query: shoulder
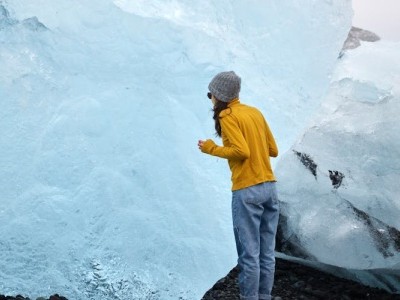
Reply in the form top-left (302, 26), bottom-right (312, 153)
top-left (243, 104), bottom-right (265, 119)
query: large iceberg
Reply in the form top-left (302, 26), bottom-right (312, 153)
top-left (0, 0), bottom-right (351, 298)
top-left (276, 41), bottom-right (400, 292)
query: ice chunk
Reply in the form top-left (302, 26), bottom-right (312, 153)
top-left (0, 0), bottom-right (352, 298)
top-left (276, 41), bottom-right (400, 292)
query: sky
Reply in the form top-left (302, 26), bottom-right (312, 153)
top-left (353, 0), bottom-right (400, 41)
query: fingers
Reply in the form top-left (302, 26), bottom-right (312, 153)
top-left (198, 140), bottom-right (205, 149)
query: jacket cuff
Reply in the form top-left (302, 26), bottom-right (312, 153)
top-left (201, 139), bottom-right (216, 154)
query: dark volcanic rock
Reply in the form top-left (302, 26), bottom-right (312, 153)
top-left (328, 170), bottom-right (344, 189)
top-left (0, 295), bottom-right (68, 300)
top-left (342, 26), bottom-right (380, 50)
top-left (293, 151), bottom-right (317, 179)
top-left (202, 258), bottom-right (400, 300)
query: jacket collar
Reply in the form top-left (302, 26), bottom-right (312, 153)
top-left (219, 98), bottom-right (240, 118)
top-left (228, 98), bottom-right (240, 107)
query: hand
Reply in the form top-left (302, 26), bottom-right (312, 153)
top-left (198, 140), bottom-right (205, 150)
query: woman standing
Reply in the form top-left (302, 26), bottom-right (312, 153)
top-left (198, 71), bottom-right (279, 300)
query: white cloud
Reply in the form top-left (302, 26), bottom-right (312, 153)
top-left (353, 0), bottom-right (400, 41)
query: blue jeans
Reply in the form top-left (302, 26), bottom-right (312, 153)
top-left (232, 181), bottom-right (280, 300)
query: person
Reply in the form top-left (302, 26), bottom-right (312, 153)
top-left (198, 71), bottom-right (279, 300)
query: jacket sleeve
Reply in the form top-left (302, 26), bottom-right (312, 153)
top-left (264, 119), bottom-right (278, 157)
top-left (201, 115), bottom-right (250, 160)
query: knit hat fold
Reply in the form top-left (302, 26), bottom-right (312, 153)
top-left (208, 71), bottom-right (241, 102)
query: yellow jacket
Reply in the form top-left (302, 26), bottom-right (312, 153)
top-left (201, 99), bottom-right (278, 191)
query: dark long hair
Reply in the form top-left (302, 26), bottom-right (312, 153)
top-left (213, 100), bottom-right (229, 137)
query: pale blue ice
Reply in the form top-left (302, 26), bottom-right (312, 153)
top-left (0, 0), bottom-right (362, 299)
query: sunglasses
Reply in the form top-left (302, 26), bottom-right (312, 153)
top-left (207, 92), bottom-right (212, 99)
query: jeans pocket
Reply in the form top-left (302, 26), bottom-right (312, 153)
top-left (242, 185), bottom-right (263, 205)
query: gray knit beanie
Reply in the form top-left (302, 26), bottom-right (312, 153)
top-left (208, 71), bottom-right (241, 102)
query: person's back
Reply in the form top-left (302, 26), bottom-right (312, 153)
top-left (218, 100), bottom-right (278, 190)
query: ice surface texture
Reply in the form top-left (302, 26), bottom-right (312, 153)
top-left (276, 41), bottom-right (400, 292)
top-left (0, 0), bottom-right (351, 299)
